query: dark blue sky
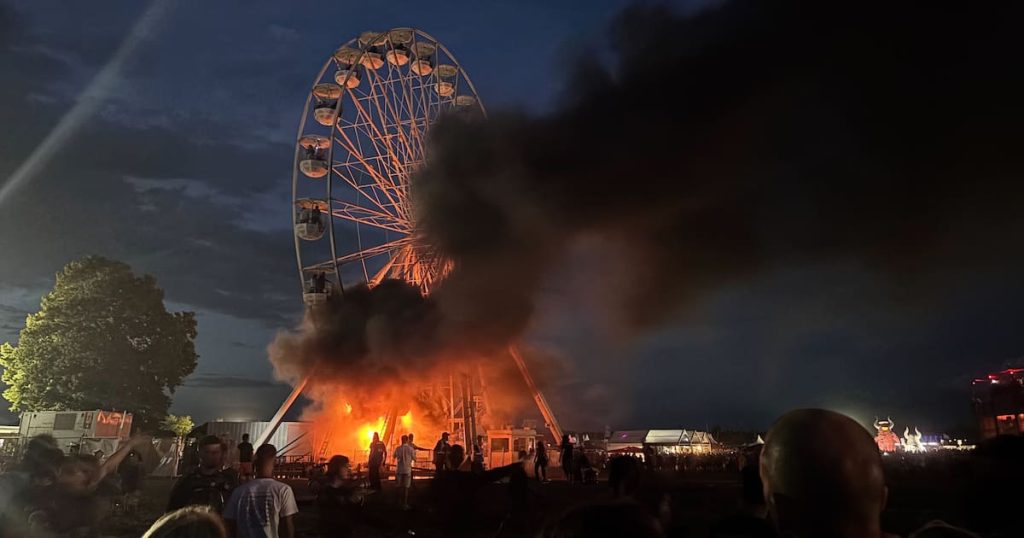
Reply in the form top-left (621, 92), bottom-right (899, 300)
top-left (1, 0), bottom-right (1021, 433)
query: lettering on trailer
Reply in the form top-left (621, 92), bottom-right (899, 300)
top-left (97, 412), bottom-right (123, 425)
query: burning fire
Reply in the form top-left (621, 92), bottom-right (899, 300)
top-left (296, 359), bottom-right (524, 461)
top-left (302, 377), bottom-right (451, 461)
top-left (358, 417), bottom-right (386, 445)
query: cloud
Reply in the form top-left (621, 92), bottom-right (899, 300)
top-left (0, 118), bottom-right (301, 325)
top-left (268, 24), bottom-right (299, 42)
top-left (0, 0), bottom-right (176, 206)
top-left (124, 176), bottom-right (219, 199)
top-left (184, 373), bottom-right (283, 389)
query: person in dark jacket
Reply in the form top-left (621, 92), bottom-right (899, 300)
top-left (316, 455), bottom-right (365, 538)
top-left (534, 440), bottom-right (549, 482)
top-left (559, 434), bottom-right (575, 485)
top-left (167, 435), bottom-right (238, 513)
top-left (367, 432), bottom-right (387, 491)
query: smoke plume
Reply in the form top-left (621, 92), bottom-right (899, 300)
top-left (414, 0), bottom-right (1024, 342)
top-left (273, 1), bottom-right (1024, 392)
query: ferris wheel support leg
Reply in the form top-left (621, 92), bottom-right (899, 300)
top-left (508, 345), bottom-right (563, 443)
top-left (255, 376), bottom-right (309, 447)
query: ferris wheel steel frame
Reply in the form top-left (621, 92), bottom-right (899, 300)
top-left (291, 29), bottom-right (482, 297)
top-left (260, 28), bottom-right (562, 450)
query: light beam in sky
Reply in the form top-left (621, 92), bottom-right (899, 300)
top-left (0, 0), bottom-right (175, 206)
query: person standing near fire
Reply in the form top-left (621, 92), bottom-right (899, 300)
top-left (534, 440), bottom-right (549, 482)
top-left (471, 435), bottom-right (486, 473)
top-left (432, 432), bottom-right (450, 472)
top-left (237, 434), bottom-right (254, 481)
top-left (367, 432), bottom-right (387, 491)
top-left (407, 433), bottom-right (431, 453)
top-left (559, 434), bottom-right (575, 485)
top-left (393, 435), bottom-right (416, 509)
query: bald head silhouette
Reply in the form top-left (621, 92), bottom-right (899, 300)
top-left (760, 409), bottom-right (887, 538)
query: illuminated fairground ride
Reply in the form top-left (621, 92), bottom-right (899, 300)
top-left (258, 29), bottom-right (561, 456)
top-left (873, 417), bottom-right (901, 453)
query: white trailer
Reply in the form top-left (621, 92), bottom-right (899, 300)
top-left (19, 410), bottom-right (133, 455)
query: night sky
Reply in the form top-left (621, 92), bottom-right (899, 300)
top-left (1, 0), bottom-right (1021, 434)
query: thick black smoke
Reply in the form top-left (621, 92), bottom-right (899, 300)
top-left (413, 0), bottom-right (1024, 345)
top-left (275, 1), bottom-right (1024, 382)
top-left (271, 279), bottom-right (443, 383)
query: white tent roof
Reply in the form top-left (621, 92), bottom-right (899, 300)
top-left (646, 429), bottom-right (683, 444)
top-left (608, 430), bottom-right (648, 445)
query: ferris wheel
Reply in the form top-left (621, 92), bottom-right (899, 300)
top-left (268, 28), bottom-right (563, 450)
top-left (292, 28), bottom-right (485, 304)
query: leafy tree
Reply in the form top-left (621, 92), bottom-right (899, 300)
top-left (161, 414), bottom-right (194, 439)
top-left (0, 256), bottom-right (197, 430)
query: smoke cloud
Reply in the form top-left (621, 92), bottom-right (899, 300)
top-left (414, 0), bottom-right (1024, 342)
top-left (272, 1), bottom-right (1024, 395)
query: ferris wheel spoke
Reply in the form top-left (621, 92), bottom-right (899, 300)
top-left (305, 236), bottom-right (414, 272)
top-left (331, 200), bottom-right (410, 234)
top-left (338, 117), bottom-right (402, 193)
top-left (368, 249), bottom-right (403, 286)
top-left (332, 163), bottom-right (403, 218)
top-left (368, 64), bottom-right (410, 162)
top-left (345, 86), bottom-right (407, 188)
top-left (371, 63), bottom-right (419, 169)
top-left (333, 128), bottom-right (408, 219)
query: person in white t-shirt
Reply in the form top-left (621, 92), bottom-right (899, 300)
top-left (393, 435), bottom-right (416, 509)
top-left (223, 444), bottom-right (298, 538)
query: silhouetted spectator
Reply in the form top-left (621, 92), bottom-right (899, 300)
top-left (559, 434), bottom-right (574, 484)
top-left (168, 435), bottom-right (239, 513)
top-left (237, 434), bottom-right (254, 480)
top-left (608, 455), bottom-right (642, 498)
top-left (429, 443), bottom-right (525, 536)
top-left (711, 454), bottom-right (775, 538)
top-left (0, 434), bottom-right (64, 533)
top-left (534, 439), bottom-right (549, 482)
top-left (367, 432), bottom-right (386, 491)
top-left (28, 436), bottom-right (149, 536)
top-left (433, 432), bottom-right (450, 472)
top-left (472, 435), bottom-right (485, 473)
top-left (761, 409), bottom-right (896, 538)
top-left (316, 455), bottom-right (364, 538)
top-left (118, 449), bottom-right (144, 513)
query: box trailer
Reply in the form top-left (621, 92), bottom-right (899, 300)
top-left (19, 410), bottom-right (132, 455)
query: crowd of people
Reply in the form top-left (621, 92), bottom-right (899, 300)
top-left (0, 409), bottom-right (1022, 537)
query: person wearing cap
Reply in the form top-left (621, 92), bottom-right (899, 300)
top-left (223, 444), bottom-right (298, 538)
